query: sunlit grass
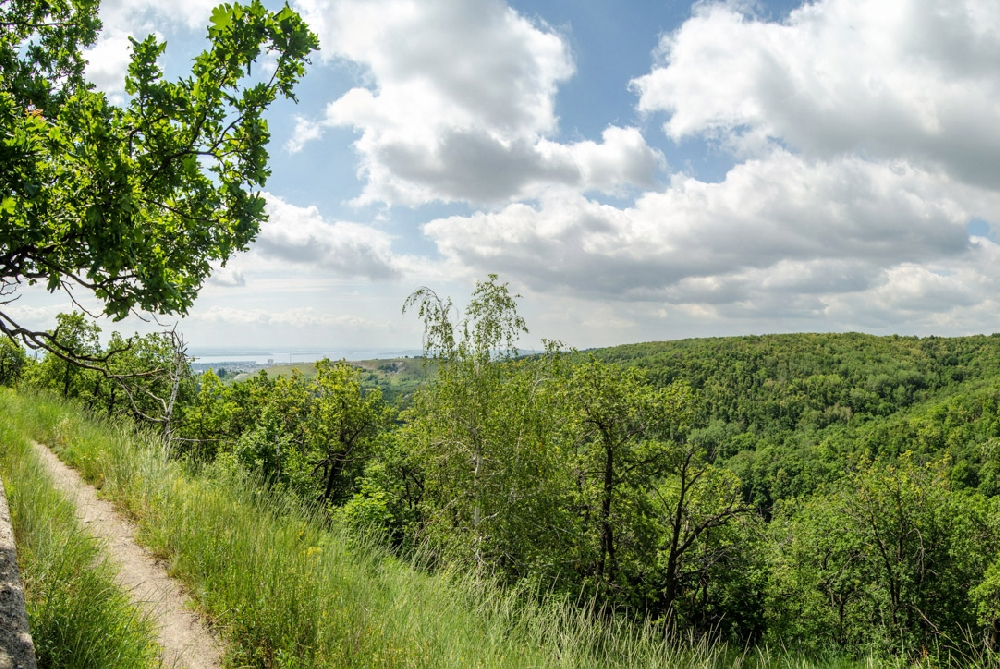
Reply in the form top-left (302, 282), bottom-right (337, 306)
top-left (0, 396), bottom-right (161, 669)
top-left (5, 388), bottom-right (989, 668)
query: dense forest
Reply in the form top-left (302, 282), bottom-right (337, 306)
top-left (7, 277), bottom-right (1000, 662)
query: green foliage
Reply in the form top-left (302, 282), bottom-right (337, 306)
top-left (1, 389), bottom-right (893, 669)
top-left (0, 335), bottom-right (27, 386)
top-left (33, 311), bottom-right (100, 398)
top-left (0, 393), bottom-right (161, 667)
top-left (31, 278), bottom-right (1000, 661)
top-left (971, 533), bottom-right (1000, 647)
top-left (162, 282), bottom-right (1000, 659)
top-left (309, 358), bottom-right (392, 504)
top-left (586, 333), bottom-right (1000, 511)
top-left (105, 329), bottom-right (197, 427)
top-left (241, 358), bottom-right (433, 407)
top-left (178, 359), bottom-right (393, 505)
top-left (768, 455), bottom-right (998, 655)
top-left (0, 0), bottom-right (317, 355)
top-left (27, 313), bottom-right (196, 438)
top-left (386, 276), bottom-right (572, 572)
top-left (344, 277), bottom-right (754, 637)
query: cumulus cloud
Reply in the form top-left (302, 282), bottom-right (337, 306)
top-left (256, 194), bottom-right (401, 280)
top-left (426, 151), bottom-right (998, 295)
top-left (631, 0), bottom-right (1000, 185)
top-left (424, 148), bottom-right (1000, 326)
top-left (83, 28), bottom-right (138, 103)
top-left (2, 302), bottom-right (69, 330)
top-left (207, 266), bottom-right (246, 288)
top-left (75, 0), bottom-right (1000, 342)
top-left (863, 264), bottom-right (977, 313)
top-left (289, 0), bottom-right (664, 204)
top-left (409, 0), bottom-right (1000, 331)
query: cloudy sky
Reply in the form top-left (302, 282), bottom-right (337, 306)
top-left (14, 0), bottom-right (1000, 355)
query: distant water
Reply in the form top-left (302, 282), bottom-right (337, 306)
top-left (189, 350), bottom-right (423, 366)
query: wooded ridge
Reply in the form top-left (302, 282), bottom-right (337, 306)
top-left (8, 280), bottom-right (1000, 662)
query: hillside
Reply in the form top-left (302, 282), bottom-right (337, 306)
top-left (234, 332), bottom-right (1000, 510)
top-left (231, 356), bottom-right (435, 407)
top-left (17, 322), bottom-right (1000, 663)
top-left (583, 332), bottom-right (1000, 508)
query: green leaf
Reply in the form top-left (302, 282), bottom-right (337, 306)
top-left (208, 4), bottom-right (234, 35)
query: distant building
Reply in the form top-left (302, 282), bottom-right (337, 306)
top-left (267, 358), bottom-right (274, 365)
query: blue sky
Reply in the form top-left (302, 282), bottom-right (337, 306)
top-left (13, 0), bottom-right (1000, 355)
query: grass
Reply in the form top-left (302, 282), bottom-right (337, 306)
top-left (0, 388), bottom-right (976, 668)
top-left (231, 357), bottom-right (435, 406)
top-left (0, 398), bottom-right (161, 668)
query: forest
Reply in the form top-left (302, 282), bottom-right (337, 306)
top-left (6, 275), bottom-right (1000, 664)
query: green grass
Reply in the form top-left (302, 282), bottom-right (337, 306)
top-left (231, 357), bottom-right (435, 406)
top-left (231, 361), bottom-right (318, 382)
top-left (0, 396), bottom-right (161, 668)
top-left (0, 388), bottom-right (966, 668)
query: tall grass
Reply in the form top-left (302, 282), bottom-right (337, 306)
top-left (0, 397), bottom-right (161, 668)
top-left (1, 389), bottom-right (970, 668)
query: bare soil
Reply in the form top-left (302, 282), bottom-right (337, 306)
top-left (31, 441), bottom-right (224, 669)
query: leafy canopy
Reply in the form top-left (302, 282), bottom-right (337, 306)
top-left (0, 0), bottom-right (318, 356)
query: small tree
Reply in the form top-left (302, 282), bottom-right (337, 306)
top-left (567, 358), bottom-right (708, 602)
top-left (0, 335), bottom-right (27, 386)
top-left (652, 448), bottom-right (751, 626)
top-left (398, 276), bottom-right (576, 576)
top-left (35, 311), bottom-right (101, 398)
top-left (108, 329), bottom-right (194, 443)
top-left (308, 359), bottom-right (391, 505)
top-left (402, 275), bottom-right (529, 564)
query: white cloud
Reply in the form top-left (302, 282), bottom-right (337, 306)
top-left (83, 28), bottom-right (139, 103)
top-left (394, 0), bottom-right (1000, 335)
top-left (255, 194), bottom-right (402, 280)
top-left (286, 116), bottom-right (324, 154)
top-left (206, 266), bottom-right (246, 288)
top-left (288, 0), bottom-right (663, 204)
top-left (861, 264), bottom-right (976, 314)
top-left (63, 0), bottom-right (1000, 346)
top-left (631, 0), bottom-right (1000, 185)
top-left (424, 149), bottom-right (1000, 326)
top-left (426, 151), bottom-right (996, 294)
top-left (2, 302), bottom-right (68, 330)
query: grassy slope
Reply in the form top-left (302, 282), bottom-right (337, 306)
top-left (0, 392), bottom-right (161, 668)
top-left (232, 357), bottom-right (436, 406)
top-left (0, 389), bottom-right (885, 669)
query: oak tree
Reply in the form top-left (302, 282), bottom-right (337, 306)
top-left (0, 0), bottom-right (318, 362)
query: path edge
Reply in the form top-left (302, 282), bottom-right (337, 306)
top-left (0, 475), bottom-right (37, 669)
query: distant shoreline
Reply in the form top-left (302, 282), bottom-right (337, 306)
top-left (188, 350), bottom-right (424, 365)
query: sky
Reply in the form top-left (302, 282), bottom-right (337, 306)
top-left (11, 0), bottom-right (1000, 356)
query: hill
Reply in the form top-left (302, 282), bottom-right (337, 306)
top-left (227, 332), bottom-right (1000, 507)
top-left (231, 356), bottom-right (436, 406)
top-left (20, 325), bottom-right (1000, 661)
top-left (582, 332), bottom-right (1000, 507)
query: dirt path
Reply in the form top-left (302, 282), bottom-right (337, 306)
top-left (31, 441), bottom-right (224, 669)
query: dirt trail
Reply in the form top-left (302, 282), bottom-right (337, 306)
top-left (31, 441), bottom-right (224, 669)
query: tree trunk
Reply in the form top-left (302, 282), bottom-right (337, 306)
top-left (323, 460), bottom-right (336, 502)
top-left (663, 461), bottom-right (690, 617)
top-left (598, 430), bottom-right (615, 584)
